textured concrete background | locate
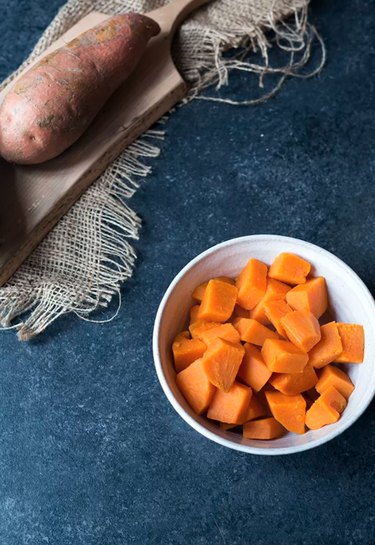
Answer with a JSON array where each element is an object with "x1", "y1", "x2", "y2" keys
[{"x1": 0, "y1": 1, "x2": 374, "y2": 544}]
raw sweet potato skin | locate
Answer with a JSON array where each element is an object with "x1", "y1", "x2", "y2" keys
[{"x1": 0, "y1": 14, "x2": 160, "y2": 164}]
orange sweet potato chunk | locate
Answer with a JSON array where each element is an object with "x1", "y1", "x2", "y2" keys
[
  {"x1": 207, "y1": 382, "x2": 252, "y2": 424},
  {"x1": 172, "y1": 335, "x2": 207, "y2": 372},
  {"x1": 270, "y1": 363, "x2": 318, "y2": 395},
  {"x1": 335, "y1": 323, "x2": 364, "y2": 363},
  {"x1": 236, "y1": 259, "x2": 268, "y2": 310},
  {"x1": 305, "y1": 386, "x2": 346, "y2": 430},
  {"x1": 192, "y1": 277, "x2": 234, "y2": 302},
  {"x1": 189, "y1": 305, "x2": 200, "y2": 324},
  {"x1": 315, "y1": 365, "x2": 354, "y2": 399},
  {"x1": 220, "y1": 393, "x2": 267, "y2": 430},
  {"x1": 237, "y1": 343, "x2": 272, "y2": 391},
  {"x1": 233, "y1": 318, "x2": 279, "y2": 346},
  {"x1": 263, "y1": 299, "x2": 293, "y2": 337},
  {"x1": 249, "y1": 279, "x2": 290, "y2": 324},
  {"x1": 176, "y1": 358, "x2": 215, "y2": 414},
  {"x1": 280, "y1": 309, "x2": 321, "y2": 352},
  {"x1": 197, "y1": 279, "x2": 237, "y2": 322},
  {"x1": 286, "y1": 277, "x2": 328, "y2": 318},
  {"x1": 308, "y1": 322, "x2": 343, "y2": 368},
  {"x1": 189, "y1": 321, "x2": 218, "y2": 339},
  {"x1": 243, "y1": 417, "x2": 286, "y2": 440},
  {"x1": 202, "y1": 338, "x2": 245, "y2": 392},
  {"x1": 199, "y1": 323, "x2": 240, "y2": 346},
  {"x1": 265, "y1": 391, "x2": 306, "y2": 434},
  {"x1": 261, "y1": 338, "x2": 308, "y2": 373},
  {"x1": 269, "y1": 253, "x2": 311, "y2": 285}
]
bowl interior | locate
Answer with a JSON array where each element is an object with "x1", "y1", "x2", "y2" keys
[{"x1": 154, "y1": 235, "x2": 375, "y2": 454}]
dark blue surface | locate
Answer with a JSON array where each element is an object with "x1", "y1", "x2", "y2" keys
[{"x1": 1, "y1": 1, "x2": 374, "y2": 544}]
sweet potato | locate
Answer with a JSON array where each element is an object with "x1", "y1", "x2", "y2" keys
[
  {"x1": 269, "y1": 253, "x2": 311, "y2": 285},
  {"x1": 261, "y1": 338, "x2": 308, "y2": 373},
  {"x1": 202, "y1": 338, "x2": 245, "y2": 392},
  {"x1": 243, "y1": 417, "x2": 286, "y2": 440},
  {"x1": 189, "y1": 321, "x2": 217, "y2": 339},
  {"x1": 0, "y1": 14, "x2": 160, "y2": 164},
  {"x1": 280, "y1": 309, "x2": 321, "y2": 352},
  {"x1": 198, "y1": 323, "x2": 240, "y2": 346},
  {"x1": 286, "y1": 277, "x2": 328, "y2": 318},
  {"x1": 335, "y1": 323, "x2": 364, "y2": 363},
  {"x1": 176, "y1": 358, "x2": 215, "y2": 415},
  {"x1": 233, "y1": 318, "x2": 279, "y2": 346},
  {"x1": 207, "y1": 382, "x2": 252, "y2": 424},
  {"x1": 263, "y1": 299, "x2": 293, "y2": 337},
  {"x1": 265, "y1": 391, "x2": 306, "y2": 434},
  {"x1": 189, "y1": 305, "x2": 200, "y2": 324},
  {"x1": 172, "y1": 334, "x2": 206, "y2": 372},
  {"x1": 236, "y1": 259, "x2": 268, "y2": 310},
  {"x1": 270, "y1": 363, "x2": 318, "y2": 395},
  {"x1": 237, "y1": 343, "x2": 271, "y2": 391},
  {"x1": 197, "y1": 279, "x2": 237, "y2": 322},
  {"x1": 192, "y1": 277, "x2": 234, "y2": 302},
  {"x1": 315, "y1": 365, "x2": 354, "y2": 399},
  {"x1": 220, "y1": 393, "x2": 268, "y2": 430},
  {"x1": 308, "y1": 322, "x2": 343, "y2": 368}
]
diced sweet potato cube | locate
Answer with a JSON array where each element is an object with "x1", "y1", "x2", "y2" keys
[
  {"x1": 189, "y1": 321, "x2": 218, "y2": 339},
  {"x1": 243, "y1": 417, "x2": 286, "y2": 440},
  {"x1": 280, "y1": 309, "x2": 321, "y2": 352},
  {"x1": 207, "y1": 382, "x2": 252, "y2": 424},
  {"x1": 192, "y1": 277, "x2": 235, "y2": 302},
  {"x1": 305, "y1": 386, "x2": 346, "y2": 430},
  {"x1": 220, "y1": 393, "x2": 267, "y2": 430},
  {"x1": 308, "y1": 322, "x2": 343, "y2": 368},
  {"x1": 198, "y1": 323, "x2": 240, "y2": 346},
  {"x1": 270, "y1": 363, "x2": 318, "y2": 395},
  {"x1": 261, "y1": 338, "x2": 308, "y2": 373},
  {"x1": 305, "y1": 403, "x2": 337, "y2": 429},
  {"x1": 335, "y1": 323, "x2": 364, "y2": 363},
  {"x1": 265, "y1": 391, "x2": 306, "y2": 434},
  {"x1": 197, "y1": 279, "x2": 237, "y2": 322},
  {"x1": 176, "y1": 358, "x2": 216, "y2": 414},
  {"x1": 233, "y1": 317, "x2": 279, "y2": 346},
  {"x1": 263, "y1": 299, "x2": 293, "y2": 337},
  {"x1": 202, "y1": 338, "x2": 245, "y2": 392},
  {"x1": 237, "y1": 343, "x2": 272, "y2": 391},
  {"x1": 249, "y1": 279, "x2": 290, "y2": 324},
  {"x1": 315, "y1": 365, "x2": 354, "y2": 399},
  {"x1": 286, "y1": 277, "x2": 328, "y2": 318},
  {"x1": 172, "y1": 335, "x2": 207, "y2": 372},
  {"x1": 236, "y1": 259, "x2": 268, "y2": 310},
  {"x1": 189, "y1": 305, "x2": 200, "y2": 324},
  {"x1": 269, "y1": 252, "x2": 311, "y2": 285}
]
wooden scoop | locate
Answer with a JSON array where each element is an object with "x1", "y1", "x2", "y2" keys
[{"x1": 0, "y1": 0, "x2": 209, "y2": 286}]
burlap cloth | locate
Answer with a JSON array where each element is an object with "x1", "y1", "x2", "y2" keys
[{"x1": 0, "y1": 0, "x2": 324, "y2": 339}]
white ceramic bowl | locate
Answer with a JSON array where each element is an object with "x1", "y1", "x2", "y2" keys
[{"x1": 153, "y1": 235, "x2": 375, "y2": 455}]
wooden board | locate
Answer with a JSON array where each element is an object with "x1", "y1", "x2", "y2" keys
[{"x1": 0, "y1": 0, "x2": 208, "y2": 285}]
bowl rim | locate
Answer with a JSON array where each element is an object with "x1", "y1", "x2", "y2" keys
[{"x1": 152, "y1": 234, "x2": 375, "y2": 455}]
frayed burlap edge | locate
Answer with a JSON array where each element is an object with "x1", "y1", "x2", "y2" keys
[{"x1": 0, "y1": 0, "x2": 325, "y2": 340}]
